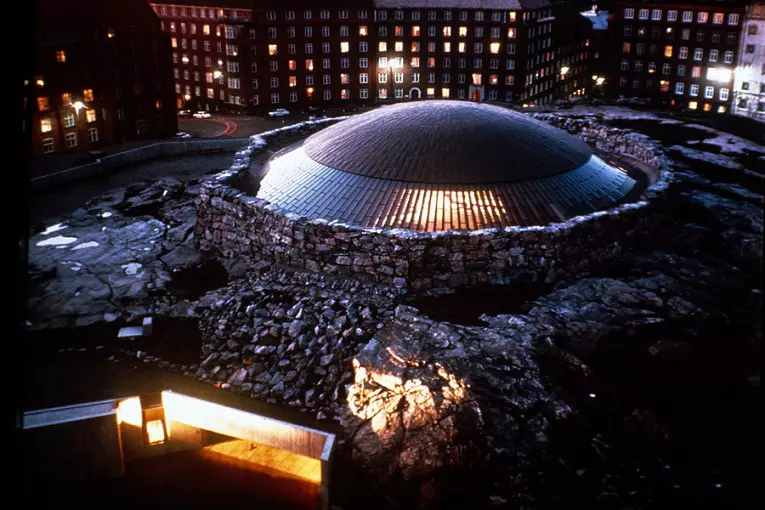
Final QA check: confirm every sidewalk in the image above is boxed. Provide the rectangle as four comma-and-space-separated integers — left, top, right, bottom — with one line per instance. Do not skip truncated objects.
31, 138, 171, 179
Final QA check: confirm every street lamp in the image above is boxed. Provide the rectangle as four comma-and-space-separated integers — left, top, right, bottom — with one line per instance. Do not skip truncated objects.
73, 101, 85, 115
560, 66, 570, 76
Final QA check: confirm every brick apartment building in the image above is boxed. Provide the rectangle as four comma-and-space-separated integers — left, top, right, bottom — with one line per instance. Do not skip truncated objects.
552, 1, 594, 100
610, 1, 745, 113
33, 0, 177, 156
148, 0, 256, 111
732, 1, 765, 120
153, 0, 586, 111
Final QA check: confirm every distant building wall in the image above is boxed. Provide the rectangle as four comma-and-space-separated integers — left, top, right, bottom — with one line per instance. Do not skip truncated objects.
732, 2, 765, 121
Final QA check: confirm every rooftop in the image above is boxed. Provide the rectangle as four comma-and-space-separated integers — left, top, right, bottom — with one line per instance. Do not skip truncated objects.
256, 101, 642, 231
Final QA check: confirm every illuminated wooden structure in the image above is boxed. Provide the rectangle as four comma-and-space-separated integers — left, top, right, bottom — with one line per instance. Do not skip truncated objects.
21, 391, 335, 510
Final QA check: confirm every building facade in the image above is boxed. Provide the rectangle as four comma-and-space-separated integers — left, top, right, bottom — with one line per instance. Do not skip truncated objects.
33, 0, 177, 156
610, 1, 745, 113
149, 1, 256, 112
153, 1, 573, 111
732, 1, 765, 120
552, 2, 593, 100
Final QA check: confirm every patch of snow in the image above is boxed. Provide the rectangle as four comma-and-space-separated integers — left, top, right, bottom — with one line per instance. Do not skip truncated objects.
121, 262, 143, 275
101, 212, 112, 218
71, 241, 100, 250
36, 235, 78, 247
40, 223, 67, 235
104, 313, 118, 322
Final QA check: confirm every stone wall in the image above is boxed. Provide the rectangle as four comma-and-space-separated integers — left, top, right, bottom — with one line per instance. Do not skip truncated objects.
196, 115, 673, 291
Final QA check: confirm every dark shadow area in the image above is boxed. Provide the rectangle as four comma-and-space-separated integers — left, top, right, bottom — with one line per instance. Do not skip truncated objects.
166, 258, 229, 300
407, 282, 555, 326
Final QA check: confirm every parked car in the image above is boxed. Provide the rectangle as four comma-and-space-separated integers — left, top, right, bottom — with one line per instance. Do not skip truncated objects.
173, 132, 192, 139
193, 111, 211, 119
342, 104, 362, 112
268, 108, 290, 118
177, 110, 192, 117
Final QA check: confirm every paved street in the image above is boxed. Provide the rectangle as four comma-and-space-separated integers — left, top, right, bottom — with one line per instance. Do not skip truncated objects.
178, 106, 373, 139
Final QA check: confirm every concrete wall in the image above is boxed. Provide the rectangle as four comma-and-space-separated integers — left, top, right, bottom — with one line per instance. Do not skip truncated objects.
196, 115, 673, 291
31, 138, 250, 192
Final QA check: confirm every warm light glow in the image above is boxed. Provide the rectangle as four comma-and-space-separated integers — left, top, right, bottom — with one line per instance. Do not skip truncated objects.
117, 396, 142, 426
346, 357, 468, 436
146, 419, 166, 444
200, 440, 322, 484
36, 78, 44, 87
307, 87, 314, 94
184, 94, 191, 100
107, 29, 115, 38
706, 67, 732, 82
592, 75, 598, 80
560, 66, 570, 75
72, 101, 85, 114
359, 25, 368, 36
490, 42, 500, 54
213, 70, 222, 78
340, 41, 349, 53
182, 56, 189, 63
268, 44, 277, 55
217, 59, 223, 66
689, 101, 698, 110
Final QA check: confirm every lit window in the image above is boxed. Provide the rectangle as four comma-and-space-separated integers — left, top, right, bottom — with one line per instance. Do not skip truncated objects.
688, 101, 698, 110
37, 97, 49, 111
359, 25, 368, 36
443, 26, 451, 37
412, 25, 420, 37
692, 66, 701, 78
340, 42, 349, 53
379, 88, 387, 99
86, 109, 96, 122
379, 42, 387, 52
411, 57, 420, 67
341, 89, 350, 100
395, 42, 403, 52
459, 26, 468, 37
490, 42, 500, 54
698, 12, 708, 24
289, 76, 296, 87
664, 45, 673, 58
379, 57, 388, 67
268, 44, 277, 55
444, 42, 451, 53
472, 73, 481, 85
426, 87, 435, 98
40, 118, 52, 133
713, 13, 724, 24
490, 74, 498, 85
458, 42, 466, 53
56, 50, 66, 63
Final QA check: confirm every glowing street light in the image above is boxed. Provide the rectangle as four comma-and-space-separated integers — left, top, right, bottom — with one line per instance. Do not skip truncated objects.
73, 101, 85, 114
595, 77, 605, 86
213, 70, 222, 79
184, 94, 191, 101
36, 78, 45, 87
560, 66, 570, 75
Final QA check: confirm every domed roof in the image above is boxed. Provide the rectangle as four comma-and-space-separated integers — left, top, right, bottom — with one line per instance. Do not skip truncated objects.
256, 101, 640, 232
303, 101, 593, 184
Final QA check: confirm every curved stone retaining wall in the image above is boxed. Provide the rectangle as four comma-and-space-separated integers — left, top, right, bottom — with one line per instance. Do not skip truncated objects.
196, 114, 673, 291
